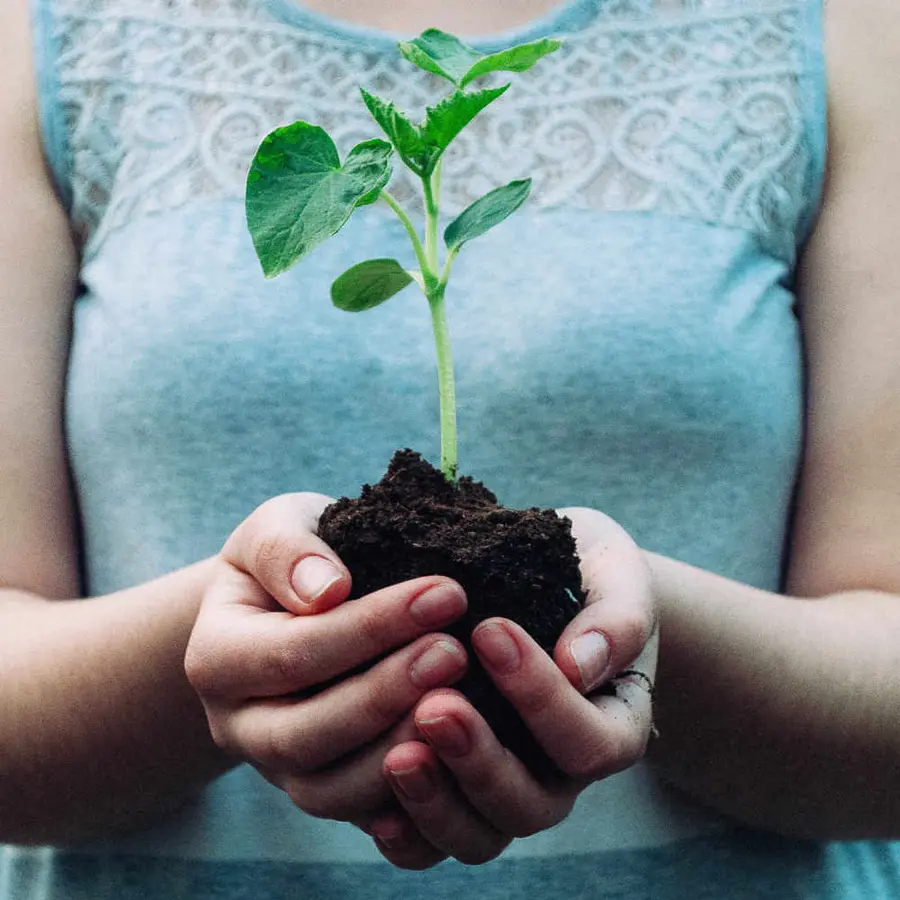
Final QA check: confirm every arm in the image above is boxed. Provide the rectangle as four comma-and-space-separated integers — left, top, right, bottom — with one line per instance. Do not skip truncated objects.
647, 0, 900, 839
0, 0, 229, 844
0, 567, 231, 844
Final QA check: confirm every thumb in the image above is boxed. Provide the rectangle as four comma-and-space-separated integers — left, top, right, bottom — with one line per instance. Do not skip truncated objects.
221, 492, 351, 615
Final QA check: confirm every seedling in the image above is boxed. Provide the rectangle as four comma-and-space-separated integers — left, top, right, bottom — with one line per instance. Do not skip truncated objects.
246, 29, 561, 482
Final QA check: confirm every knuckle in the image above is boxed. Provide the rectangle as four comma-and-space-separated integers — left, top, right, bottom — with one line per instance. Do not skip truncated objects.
265, 638, 315, 690
617, 610, 652, 657
558, 738, 616, 781
362, 673, 410, 731
249, 494, 297, 526
508, 799, 571, 838
252, 532, 294, 583
204, 714, 240, 758
560, 753, 605, 781
221, 504, 266, 560
558, 730, 641, 781
457, 837, 509, 866
513, 678, 559, 717
286, 784, 343, 821
226, 494, 326, 564
183, 638, 221, 696
255, 720, 313, 772
504, 809, 541, 839
301, 790, 378, 823
354, 604, 393, 654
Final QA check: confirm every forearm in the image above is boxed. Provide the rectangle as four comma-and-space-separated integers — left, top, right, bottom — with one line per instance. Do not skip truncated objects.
0, 559, 232, 845
646, 551, 900, 839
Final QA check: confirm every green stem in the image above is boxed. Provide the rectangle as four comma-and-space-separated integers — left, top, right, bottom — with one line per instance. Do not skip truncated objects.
380, 190, 429, 275
428, 286, 458, 482
433, 158, 443, 208
422, 163, 456, 480
423, 170, 440, 273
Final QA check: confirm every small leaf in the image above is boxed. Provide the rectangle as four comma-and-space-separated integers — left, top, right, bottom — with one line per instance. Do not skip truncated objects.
422, 86, 509, 155
398, 28, 482, 86
360, 89, 436, 175
459, 38, 563, 88
246, 123, 394, 277
444, 178, 532, 251
331, 259, 414, 312
347, 139, 396, 207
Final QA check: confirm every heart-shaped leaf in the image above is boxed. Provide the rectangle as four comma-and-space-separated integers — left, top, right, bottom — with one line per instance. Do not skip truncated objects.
246, 122, 394, 277
459, 39, 562, 87
331, 258, 414, 311
422, 86, 509, 155
398, 29, 481, 86
444, 178, 532, 251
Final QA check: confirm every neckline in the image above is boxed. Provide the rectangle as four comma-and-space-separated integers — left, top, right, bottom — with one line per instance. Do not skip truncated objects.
261, 0, 600, 52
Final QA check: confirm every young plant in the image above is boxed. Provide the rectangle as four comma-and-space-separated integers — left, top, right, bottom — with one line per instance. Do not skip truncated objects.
246, 29, 561, 482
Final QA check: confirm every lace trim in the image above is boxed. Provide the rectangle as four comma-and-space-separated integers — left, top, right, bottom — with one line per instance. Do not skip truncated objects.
48, 0, 818, 259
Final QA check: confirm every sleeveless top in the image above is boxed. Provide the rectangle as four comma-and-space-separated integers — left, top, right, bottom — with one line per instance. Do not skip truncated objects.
7, 0, 899, 896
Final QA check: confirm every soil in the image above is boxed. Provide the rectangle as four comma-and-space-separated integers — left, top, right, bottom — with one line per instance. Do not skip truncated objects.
317, 448, 586, 778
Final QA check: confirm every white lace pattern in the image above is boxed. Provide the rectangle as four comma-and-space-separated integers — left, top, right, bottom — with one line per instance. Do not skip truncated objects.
48, 0, 819, 259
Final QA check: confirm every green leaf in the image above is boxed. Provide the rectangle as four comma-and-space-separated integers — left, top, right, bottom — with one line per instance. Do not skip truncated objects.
422, 86, 509, 156
398, 28, 481, 86
359, 89, 437, 175
331, 259, 414, 312
350, 140, 397, 207
459, 38, 562, 87
246, 123, 393, 277
444, 178, 532, 251
397, 29, 562, 89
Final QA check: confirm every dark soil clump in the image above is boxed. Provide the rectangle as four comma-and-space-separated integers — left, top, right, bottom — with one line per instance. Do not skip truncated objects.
317, 449, 585, 777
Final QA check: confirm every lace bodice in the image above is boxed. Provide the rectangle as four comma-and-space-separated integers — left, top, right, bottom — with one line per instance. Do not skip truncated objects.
41, 0, 821, 262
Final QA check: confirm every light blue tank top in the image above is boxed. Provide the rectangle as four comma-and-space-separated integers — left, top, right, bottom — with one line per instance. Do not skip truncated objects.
9, 0, 899, 896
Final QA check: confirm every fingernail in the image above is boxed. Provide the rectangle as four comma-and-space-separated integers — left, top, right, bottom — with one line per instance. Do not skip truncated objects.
389, 765, 433, 803
409, 640, 465, 689
418, 715, 470, 757
408, 583, 466, 629
474, 622, 521, 674
570, 631, 611, 693
291, 556, 343, 603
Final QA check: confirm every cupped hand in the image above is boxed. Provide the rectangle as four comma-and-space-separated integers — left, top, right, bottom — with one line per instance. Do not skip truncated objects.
184, 492, 470, 825
370, 506, 658, 869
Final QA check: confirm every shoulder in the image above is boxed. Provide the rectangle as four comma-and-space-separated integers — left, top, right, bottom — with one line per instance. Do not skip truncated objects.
824, 0, 900, 135
805, 0, 900, 276
0, 0, 46, 174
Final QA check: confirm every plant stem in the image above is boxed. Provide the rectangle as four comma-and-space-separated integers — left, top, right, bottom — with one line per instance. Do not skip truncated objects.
423, 169, 440, 274
433, 158, 443, 208
421, 162, 457, 481
428, 285, 458, 482
380, 190, 429, 275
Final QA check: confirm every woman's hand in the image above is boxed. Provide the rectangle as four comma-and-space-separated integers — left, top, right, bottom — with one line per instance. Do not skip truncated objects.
370, 506, 658, 869
184, 492, 470, 826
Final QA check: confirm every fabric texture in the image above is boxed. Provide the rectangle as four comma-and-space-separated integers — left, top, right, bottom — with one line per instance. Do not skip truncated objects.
11, 0, 899, 896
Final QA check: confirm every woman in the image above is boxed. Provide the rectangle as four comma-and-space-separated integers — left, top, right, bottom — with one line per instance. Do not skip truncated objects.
1, 0, 898, 896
